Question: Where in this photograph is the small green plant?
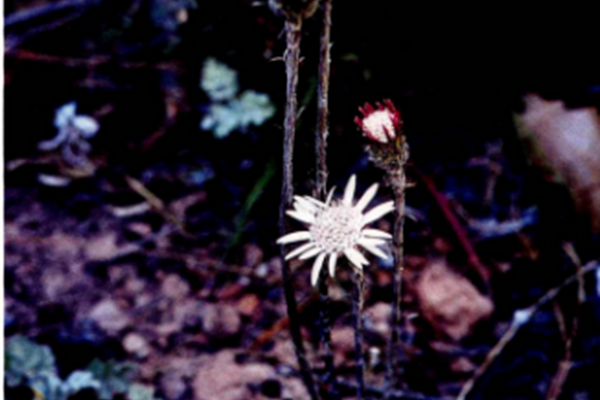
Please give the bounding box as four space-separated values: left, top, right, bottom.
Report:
5 335 160 400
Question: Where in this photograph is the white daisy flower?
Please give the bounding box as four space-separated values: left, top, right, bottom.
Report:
277 175 394 286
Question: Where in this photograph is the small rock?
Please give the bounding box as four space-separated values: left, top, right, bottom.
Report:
123 332 150 358
126 222 153 237
450 357 476 374
89 299 130 334
200 303 241 337
237 293 260 317
85 233 120 261
254 263 269 278
244 244 263 268
331 327 355 367
415 260 493 341
193 351 275 400
160 371 188 400
364 302 392 336
124 277 146 295
161 274 190 300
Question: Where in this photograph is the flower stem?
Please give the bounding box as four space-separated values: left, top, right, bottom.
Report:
315 0 332 199
353 271 366 400
315 3 337 398
279 17 320 400
385 161 407 398
318 272 340 399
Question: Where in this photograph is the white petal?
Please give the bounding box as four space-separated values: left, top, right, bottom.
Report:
311 253 326 286
286 210 315 224
299 246 323 260
277 231 311 244
361 201 395 226
343 175 356 206
38 129 69 150
294 196 318 212
355 183 378 212
293 201 315 217
344 247 368 269
303 196 326 208
358 238 389 259
325 187 336 205
73 116 99 137
328 253 338 278
358 236 387 246
362 228 392 239
285 242 317 260
54 102 76 128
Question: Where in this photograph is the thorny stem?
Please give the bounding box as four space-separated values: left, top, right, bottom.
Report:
315 0 332 199
457 260 599 400
278 17 320 400
318 271 340 400
353 271 366 400
385 166 407 398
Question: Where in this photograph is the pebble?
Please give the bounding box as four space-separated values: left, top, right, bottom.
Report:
89 299 130 334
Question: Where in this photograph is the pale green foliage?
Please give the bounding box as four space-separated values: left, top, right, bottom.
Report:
201 58 239 102
200 58 275 138
129 384 160 400
5 335 56 387
5 335 160 400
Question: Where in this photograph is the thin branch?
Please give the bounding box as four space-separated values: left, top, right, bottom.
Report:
336 379 453 400
278 17 320 400
5 49 180 70
315 0 332 199
5 0 100 27
457 260 599 400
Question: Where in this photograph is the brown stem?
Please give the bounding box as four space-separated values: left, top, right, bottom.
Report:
318 271 340 400
315 0 332 199
384 168 407 397
353 271 366 400
313 5 336 397
278 17 320 400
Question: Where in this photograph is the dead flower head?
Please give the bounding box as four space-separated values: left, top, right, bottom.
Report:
354 100 401 144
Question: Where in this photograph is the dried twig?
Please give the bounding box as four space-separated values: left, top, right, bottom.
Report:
5 0 103 50
410 165 490 286
545 243 585 400
5 0 100 27
335 379 453 400
457 260 599 400
5 49 180 70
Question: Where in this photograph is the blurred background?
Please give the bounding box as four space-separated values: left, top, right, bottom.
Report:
5 1 600 399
